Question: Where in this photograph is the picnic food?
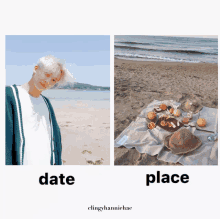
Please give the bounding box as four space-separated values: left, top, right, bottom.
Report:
169 108 174 114
147 112 156 120
161 120 167 126
181 97 203 114
182 117 189 124
173 109 181 117
187 112 193 120
197 118 206 127
154 106 162 112
165 128 202 154
158 116 184 132
148 122 156 129
185 101 191 110
160 104 167 110
170 122 176 128
167 122 172 127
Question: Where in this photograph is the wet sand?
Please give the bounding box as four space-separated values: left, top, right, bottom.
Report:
114 58 218 165
54 102 110 165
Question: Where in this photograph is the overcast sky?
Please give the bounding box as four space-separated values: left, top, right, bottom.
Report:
5 35 110 86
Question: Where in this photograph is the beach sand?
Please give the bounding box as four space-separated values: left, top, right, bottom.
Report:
53 101 110 165
114 58 218 165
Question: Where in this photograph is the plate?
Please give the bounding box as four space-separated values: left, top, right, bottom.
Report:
157 116 184 132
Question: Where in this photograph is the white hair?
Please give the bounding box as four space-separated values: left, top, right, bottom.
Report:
34 55 75 85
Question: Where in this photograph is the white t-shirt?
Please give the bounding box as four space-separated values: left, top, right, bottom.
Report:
17 86 52 165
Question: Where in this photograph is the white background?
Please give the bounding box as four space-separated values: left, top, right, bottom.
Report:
1 1 219 219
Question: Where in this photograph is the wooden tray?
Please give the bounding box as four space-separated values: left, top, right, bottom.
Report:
157 117 184 132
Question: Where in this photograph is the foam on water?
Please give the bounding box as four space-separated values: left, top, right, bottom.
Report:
114 35 218 63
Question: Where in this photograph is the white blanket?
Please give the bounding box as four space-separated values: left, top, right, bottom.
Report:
114 100 218 165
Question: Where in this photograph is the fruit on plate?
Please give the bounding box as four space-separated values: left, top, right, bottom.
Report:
147 112 156 120
160 104 167 110
197 118 206 127
148 122 156 129
173 109 181 117
161 120 167 126
167 122 172 127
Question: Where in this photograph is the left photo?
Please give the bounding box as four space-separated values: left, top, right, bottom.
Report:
5 35 110 165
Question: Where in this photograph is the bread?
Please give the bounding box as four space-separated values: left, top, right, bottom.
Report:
173 109 181 117
182 117 189 124
147 112 156 120
197 118 206 127
165 128 202 154
169 108 174 114
161 120 167 126
160 104 167 110
148 122 156 129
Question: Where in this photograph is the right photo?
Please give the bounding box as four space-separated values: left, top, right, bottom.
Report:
114 35 218 166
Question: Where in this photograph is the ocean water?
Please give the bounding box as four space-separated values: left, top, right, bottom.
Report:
114 35 218 63
42 89 110 109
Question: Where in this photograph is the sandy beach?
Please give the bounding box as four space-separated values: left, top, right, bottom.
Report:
53 100 110 165
114 58 218 165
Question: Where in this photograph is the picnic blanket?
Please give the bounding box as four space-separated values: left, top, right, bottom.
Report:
114 100 218 165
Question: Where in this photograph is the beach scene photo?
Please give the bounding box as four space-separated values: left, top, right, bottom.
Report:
6 35 110 165
114 35 218 165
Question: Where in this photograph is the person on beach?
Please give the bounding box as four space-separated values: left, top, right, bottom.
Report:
5 55 73 165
